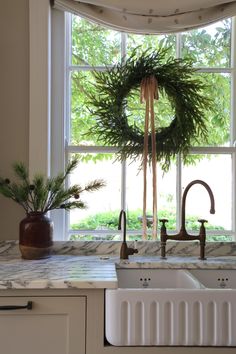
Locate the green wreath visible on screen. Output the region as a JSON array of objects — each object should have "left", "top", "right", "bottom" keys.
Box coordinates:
[{"left": 90, "top": 49, "right": 212, "bottom": 170}]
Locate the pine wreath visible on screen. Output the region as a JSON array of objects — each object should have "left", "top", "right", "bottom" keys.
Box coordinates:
[{"left": 90, "top": 49, "right": 212, "bottom": 171}]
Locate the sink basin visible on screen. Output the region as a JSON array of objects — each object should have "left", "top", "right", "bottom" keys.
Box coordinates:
[
  {"left": 117, "top": 268, "right": 202, "bottom": 289},
  {"left": 106, "top": 268, "right": 236, "bottom": 347},
  {"left": 189, "top": 269, "right": 236, "bottom": 289}
]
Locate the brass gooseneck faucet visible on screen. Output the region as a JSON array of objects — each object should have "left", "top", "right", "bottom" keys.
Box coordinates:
[
  {"left": 160, "top": 180, "right": 215, "bottom": 260},
  {"left": 119, "top": 210, "right": 138, "bottom": 260}
]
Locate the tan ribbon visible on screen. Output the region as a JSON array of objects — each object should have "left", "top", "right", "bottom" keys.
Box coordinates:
[{"left": 140, "top": 76, "right": 158, "bottom": 239}]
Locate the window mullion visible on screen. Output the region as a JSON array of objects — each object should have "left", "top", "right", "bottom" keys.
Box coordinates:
[
  {"left": 64, "top": 12, "right": 73, "bottom": 240},
  {"left": 176, "top": 33, "right": 182, "bottom": 232},
  {"left": 121, "top": 32, "right": 127, "bottom": 61},
  {"left": 231, "top": 153, "right": 236, "bottom": 240},
  {"left": 176, "top": 154, "right": 182, "bottom": 232},
  {"left": 68, "top": 65, "right": 114, "bottom": 71},
  {"left": 121, "top": 32, "right": 127, "bottom": 213},
  {"left": 231, "top": 17, "right": 236, "bottom": 240},
  {"left": 65, "top": 12, "right": 72, "bottom": 148},
  {"left": 176, "top": 33, "right": 182, "bottom": 58},
  {"left": 67, "top": 145, "right": 120, "bottom": 153},
  {"left": 121, "top": 161, "right": 127, "bottom": 210}
]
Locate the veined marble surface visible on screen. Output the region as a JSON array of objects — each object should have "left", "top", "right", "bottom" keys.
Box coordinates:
[
  {"left": 117, "top": 255, "right": 236, "bottom": 269},
  {"left": 1, "top": 240, "right": 236, "bottom": 257},
  {"left": 0, "top": 255, "right": 117, "bottom": 290},
  {"left": 0, "top": 254, "right": 236, "bottom": 289}
]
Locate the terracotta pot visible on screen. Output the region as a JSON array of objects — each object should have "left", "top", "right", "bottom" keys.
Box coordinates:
[{"left": 19, "top": 212, "right": 53, "bottom": 260}]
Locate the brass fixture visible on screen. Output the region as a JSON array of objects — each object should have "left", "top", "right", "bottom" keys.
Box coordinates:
[
  {"left": 160, "top": 179, "right": 215, "bottom": 260},
  {"left": 119, "top": 210, "right": 138, "bottom": 260}
]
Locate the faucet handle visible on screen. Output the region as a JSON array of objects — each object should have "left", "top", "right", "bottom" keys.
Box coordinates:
[
  {"left": 198, "top": 219, "right": 208, "bottom": 226},
  {"left": 159, "top": 219, "right": 169, "bottom": 226},
  {"left": 129, "top": 247, "right": 138, "bottom": 255},
  {"left": 159, "top": 219, "right": 168, "bottom": 245},
  {"left": 159, "top": 219, "right": 168, "bottom": 259},
  {"left": 198, "top": 219, "right": 207, "bottom": 260},
  {"left": 198, "top": 219, "right": 208, "bottom": 237}
]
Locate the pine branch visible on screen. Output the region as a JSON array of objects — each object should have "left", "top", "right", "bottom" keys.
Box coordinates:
[
  {"left": 59, "top": 201, "right": 87, "bottom": 210},
  {"left": 83, "top": 179, "right": 106, "bottom": 192},
  {"left": 32, "top": 175, "right": 47, "bottom": 211},
  {"left": 0, "top": 160, "right": 105, "bottom": 214},
  {"left": 12, "top": 162, "right": 29, "bottom": 182}
]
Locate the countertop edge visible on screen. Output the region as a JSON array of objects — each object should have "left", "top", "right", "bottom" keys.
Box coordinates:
[{"left": 0, "top": 255, "right": 236, "bottom": 290}]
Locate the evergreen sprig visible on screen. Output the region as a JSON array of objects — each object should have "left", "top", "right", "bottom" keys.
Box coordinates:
[
  {"left": 89, "top": 48, "right": 213, "bottom": 171},
  {"left": 0, "top": 160, "right": 105, "bottom": 214}
]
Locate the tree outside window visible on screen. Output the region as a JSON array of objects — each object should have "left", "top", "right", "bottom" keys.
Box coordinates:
[{"left": 64, "top": 15, "right": 233, "bottom": 242}]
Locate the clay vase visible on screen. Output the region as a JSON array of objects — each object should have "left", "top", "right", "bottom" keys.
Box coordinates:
[{"left": 19, "top": 212, "right": 53, "bottom": 260}]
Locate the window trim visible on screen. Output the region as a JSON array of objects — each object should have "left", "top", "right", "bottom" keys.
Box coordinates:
[
  {"left": 33, "top": 4, "right": 236, "bottom": 240},
  {"left": 231, "top": 18, "right": 236, "bottom": 236},
  {"left": 29, "top": 0, "right": 67, "bottom": 240},
  {"left": 64, "top": 15, "right": 236, "bottom": 241}
]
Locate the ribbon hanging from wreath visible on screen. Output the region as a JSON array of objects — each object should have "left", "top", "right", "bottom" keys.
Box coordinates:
[
  {"left": 140, "top": 76, "right": 158, "bottom": 239},
  {"left": 89, "top": 49, "right": 212, "bottom": 239}
]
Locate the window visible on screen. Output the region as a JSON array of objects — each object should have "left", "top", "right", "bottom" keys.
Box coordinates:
[{"left": 51, "top": 10, "right": 236, "bottom": 242}]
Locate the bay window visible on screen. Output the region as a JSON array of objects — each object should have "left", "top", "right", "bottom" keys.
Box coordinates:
[{"left": 51, "top": 9, "right": 236, "bottom": 241}]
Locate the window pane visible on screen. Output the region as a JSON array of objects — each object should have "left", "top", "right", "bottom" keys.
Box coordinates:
[
  {"left": 70, "top": 71, "right": 101, "bottom": 145},
  {"left": 69, "top": 153, "right": 122, "bottom": 239},
  {"left": 70, "top": 71, "right": 231, "bottom": 149},
  {"left": 65, "top": 13, "right": 234, "bottom": 242},
  {"left": 191, "top": 73, "right": 230, "bottom": 147},
  {"left": 72, "top": 16, "right": 121, "bottom": 66},
  {"left": 182, "top": 154, "right": 232, "bottom": 239},
  {"left": 182, "top": 19, "right": 231, "bottom": 67},
  {"left": 127, "top": 33, "right": 176, "bottom": 58},
  {"left": 126, "top": 159, "right": 177, "bottom": 237}
]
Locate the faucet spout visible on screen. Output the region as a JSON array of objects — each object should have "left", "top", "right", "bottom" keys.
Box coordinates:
[
  {"left": 118, "top": 210, "right": 126, "bottom": 242},
  {"left": 118, "top": 210, "right": 138, "bottom": 260},
  {"left": 181, "top": 179, "right": 215, "bottom": 233},
  {"left": 160, "top": 179, "right": 215, "bottom": 260}
]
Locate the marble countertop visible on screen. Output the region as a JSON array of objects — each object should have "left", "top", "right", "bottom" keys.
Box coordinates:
[
  {"left": 0, "top": 255, "right": 117, "bottom": 290},
  {"left": 0, "top": 254, "right": 236, "bottom": 290}
]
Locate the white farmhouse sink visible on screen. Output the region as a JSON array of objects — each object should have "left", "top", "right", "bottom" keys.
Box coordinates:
[
  {"left": 189, "top": 269, "right": 236, "bottom": 288},
  {"left": 105, "top": 268, "right": 236, "bottom": 347},
  {"left": 117, "top": 268, "right": 202, "bottom": 289}
]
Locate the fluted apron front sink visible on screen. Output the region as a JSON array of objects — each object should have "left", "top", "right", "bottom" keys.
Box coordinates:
[{"left": 105, "top": 269, "right": 236, "bottom": 347}]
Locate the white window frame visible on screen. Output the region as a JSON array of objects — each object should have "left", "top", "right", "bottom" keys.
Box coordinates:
[
  {"left": 64, "top": 14, "right": 236, "bottom": 241},
  {"left": 29, "top": 1, "right": 67, "bottom": 240},
  {"left": 30, "top": 2, "right": 236, "bottom": 241}
]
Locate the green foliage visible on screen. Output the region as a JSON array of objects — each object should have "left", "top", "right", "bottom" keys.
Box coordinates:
[
  {"left": 68, "top": 19, "right": 232, "bottom": 242},
  {"left": 71, "top": 17, "right": 121, "bottom": 67},
  {"left": 70, "top": 19, "right": 231, "bottom": 158},
  {"left": 0, "top": 160, "right": 105, "bottom": 214},
  {"left": 182, "top": 21, "right": 231, "bottom": 67},
  {"left": 70, "top": 209, "right": 229, "bottom": 242},
  {"left": 127, "top": 33, "right": 176, "bottom": 58},
  {"left": 71, "top": 209, "right": 175, "bottom": 231}
]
